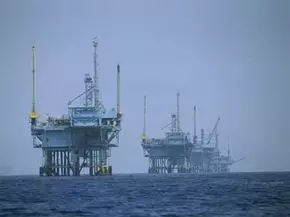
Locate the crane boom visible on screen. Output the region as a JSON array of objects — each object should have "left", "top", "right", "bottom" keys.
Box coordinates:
[{"left": 206, "top": 117, "right": 220, "bottom": 145}]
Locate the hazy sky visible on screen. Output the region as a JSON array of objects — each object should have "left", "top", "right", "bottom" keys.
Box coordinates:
[{"left": 0, "top": 0, "right": 289, "bottom": 175}]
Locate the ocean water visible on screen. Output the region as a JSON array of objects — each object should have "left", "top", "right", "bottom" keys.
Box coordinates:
[{"left": 0, "top": 172, "right": 290, "bottom": 217}]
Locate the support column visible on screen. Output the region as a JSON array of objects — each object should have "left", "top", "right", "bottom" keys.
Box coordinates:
[
  {"left": 64, "top": 151, "right": 67, "bottom": 176},
  {"left": 67, "top": 151, "right": 70, "bottom": 176},
  {"left": 89, "top": 150, "right": 93, "bottom": 176},
  {"left": 74, "top": 156, "right": 80, "bottom": 176},
  {"left": 56, "top": 151, "right": 59, "bottom": 176},
  {"left": 60, "top": 151, "right": 62, "bottom": 175}
]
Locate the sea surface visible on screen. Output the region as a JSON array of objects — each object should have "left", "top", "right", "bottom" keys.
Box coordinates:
[{"left": 0, "top": 172, "right": 290, "bottom": 217}]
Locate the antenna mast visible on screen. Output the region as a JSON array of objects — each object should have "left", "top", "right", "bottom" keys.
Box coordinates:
[
  {"left": 93, "top": 37, "right": 99, "bottom": 107},
  {"left": 176, "top": 92, "right": 180, "bottom": 132}
]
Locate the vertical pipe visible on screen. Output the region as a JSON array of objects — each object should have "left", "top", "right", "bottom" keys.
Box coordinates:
[
  {"left": 60, "top": 151, "right": 63, "bottom": 176},
  {"left": 75, "top": 155, "right": 79, "bottom": 176},
  {"left": 67, "top": 151, "right": 70, "bottom": 176},
  {"left": 93, "top": 38, "right": 99, "bottom": 107},
  {"left": 194, "top": 105, "right": 196, "bottom": 143},
  {"left": 69, "top": 151, "right": 71, "bottom": 176},
  {"left": 94, "top": 150, "right": 96, "bottom": 175},
  {"left": 32, "top": 46, "right": 36, "bottom": 114},
  {"left": 157, "top": 158, "right": 159, "bottom": 174},
  {"left": 101, "top": 150, "right": 104, "bottom": 165},
  {"left": 103, "top": 149, "right": 106, "bottom": 165},
  {"left": 63, "top": 151, "right": 65, "bottom": 176},
  {"left": 92, "top": 150, "right": 94, "bottom": 175},
  {"left": 89, "top": 150, "right": 93, "bottom": 176},
  {"left": 30, "top": 45, "right": 38, "bottom": 125},
  {"left": 54, "top": 151, "right": 56, "bottom": 175},
  {"left": 117, "top": 64, "right": 121, "bottom": 115},
  {"left": 63, "top": 151, "right": 66, "bottom": 176},
  {"left": 56, "top": 151, "right": 59, "bottom": 175},
  {"left": 47, "top": 150, "right": 52, "bottom": 171},
  {"left": 52, "top": 151, "right": 54, "bottom": 169},
  {"left": 176, "top": 92, "right": 180, "bottom": 132},
  {"left": 64, "top": 151, "right": 66, "bottom": 176}
]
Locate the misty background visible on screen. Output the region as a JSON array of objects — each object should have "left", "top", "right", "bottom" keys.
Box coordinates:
[{"left": 0, "top": 0, "right": 289, "bottom": 175}]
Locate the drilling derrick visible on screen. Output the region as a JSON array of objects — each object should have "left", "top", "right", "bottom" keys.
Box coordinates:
[{"left": 29, "top": 39, "right": 122, "bottom": 176}]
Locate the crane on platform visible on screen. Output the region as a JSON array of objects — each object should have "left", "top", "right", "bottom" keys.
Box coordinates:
[{"left": 206, "top": 117, "right": 220, "bottom": 146}]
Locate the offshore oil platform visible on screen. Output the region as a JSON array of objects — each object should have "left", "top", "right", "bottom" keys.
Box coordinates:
[
  {"left": 141, "top": 93, "right": 243, "bottom": 174},
  {"left": 29, "top": 39, "right": 122, "bottom": 176}
]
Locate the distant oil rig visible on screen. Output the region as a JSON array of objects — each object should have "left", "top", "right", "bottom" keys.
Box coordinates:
[
  {"left": 141, "top": 93, "right": 244, "bottom": 174},
  {"left": 29, "top": 38, "right": 122, "bottom": 176}
]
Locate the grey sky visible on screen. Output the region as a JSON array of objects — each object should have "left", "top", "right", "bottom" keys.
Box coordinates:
[{"left": 0, "top": 0, "right": 289, "bottom": 174}]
